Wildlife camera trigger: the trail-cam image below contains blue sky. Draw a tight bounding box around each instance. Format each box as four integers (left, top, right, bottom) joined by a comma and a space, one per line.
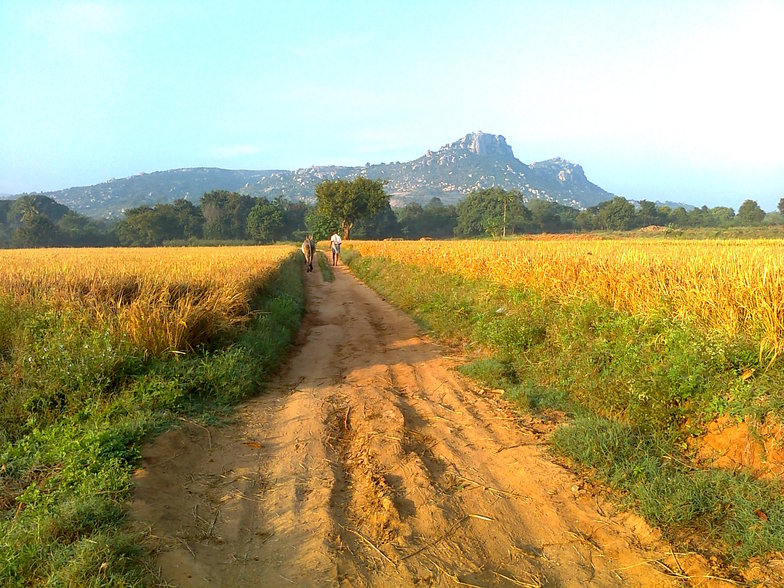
1, 0, 783, 210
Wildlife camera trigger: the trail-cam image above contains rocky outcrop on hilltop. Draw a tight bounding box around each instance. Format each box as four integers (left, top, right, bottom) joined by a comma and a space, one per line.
32, 132, 615, 217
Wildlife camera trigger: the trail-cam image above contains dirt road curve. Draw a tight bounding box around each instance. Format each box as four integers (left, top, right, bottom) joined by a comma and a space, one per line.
131, 258, 718, 587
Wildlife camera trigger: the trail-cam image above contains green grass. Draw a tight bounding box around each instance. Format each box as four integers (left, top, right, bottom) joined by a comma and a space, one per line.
552, 415, 784, 561
317, 250, 334, 282
344, 250, 784, 565
0, 254, 305, 586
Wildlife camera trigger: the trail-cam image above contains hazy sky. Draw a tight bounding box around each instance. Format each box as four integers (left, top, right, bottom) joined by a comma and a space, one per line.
2, 0, 783, 210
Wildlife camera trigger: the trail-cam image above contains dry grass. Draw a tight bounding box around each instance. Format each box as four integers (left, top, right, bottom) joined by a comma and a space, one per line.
0, 245, 296, 354
348, 237, 784, 359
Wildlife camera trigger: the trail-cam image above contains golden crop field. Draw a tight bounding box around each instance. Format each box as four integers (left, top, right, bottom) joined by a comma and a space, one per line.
0, 245, 297, 354
348, 237, 784, 359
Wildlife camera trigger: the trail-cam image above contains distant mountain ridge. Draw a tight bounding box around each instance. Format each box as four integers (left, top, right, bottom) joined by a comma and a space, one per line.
20, 132, 616, 218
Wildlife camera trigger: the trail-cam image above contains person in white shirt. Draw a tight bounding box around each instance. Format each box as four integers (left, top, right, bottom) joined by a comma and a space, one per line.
330, 232, 342, 266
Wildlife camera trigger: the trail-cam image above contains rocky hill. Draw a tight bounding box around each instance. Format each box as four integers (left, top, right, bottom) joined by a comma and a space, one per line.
24, 132, 615, 218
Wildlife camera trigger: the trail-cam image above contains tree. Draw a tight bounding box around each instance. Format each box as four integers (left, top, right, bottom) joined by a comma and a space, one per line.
171, 199, 204, 239
594, 197, 636, 230
637, 200, 665, 227
304, 207, 335, 241
58, 211, 116, 246
9, 195, 69, 226
455, 188, 529, 237
421, 198, 458, 237
686, 205, 710, 228
736, 199, 765, 225
351, 201, 399, 238
455, 191, 491, 237
116, 206, 177, 246
527, 199, 573, 233
397, 202, 425, 237
281, 201, 310, 240
12, 208, 63, 248
575, 209, 596, 231
0, 200, 10, 227
709, 206, 735, 227
201, 190, 255, 240
665, 206, 689, 227
246, 198, 285, 243
778, 197, 784, 216
314, 177, 389, 239
115, 201, 204, 246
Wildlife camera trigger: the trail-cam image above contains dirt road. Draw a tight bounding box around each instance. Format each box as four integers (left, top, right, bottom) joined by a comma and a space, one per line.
131, 258, 718, 587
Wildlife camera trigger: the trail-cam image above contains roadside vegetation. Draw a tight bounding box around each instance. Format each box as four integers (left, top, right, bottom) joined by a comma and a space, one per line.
0, 246, 305, 585
343, 238, 784, 567
317, 251, 335, 282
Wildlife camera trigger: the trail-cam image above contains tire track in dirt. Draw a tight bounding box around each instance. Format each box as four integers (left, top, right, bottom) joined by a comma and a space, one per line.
131, 256, 723, 587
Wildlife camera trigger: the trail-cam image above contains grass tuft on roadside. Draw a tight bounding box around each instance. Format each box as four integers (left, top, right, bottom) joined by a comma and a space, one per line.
317, 251, 335, 282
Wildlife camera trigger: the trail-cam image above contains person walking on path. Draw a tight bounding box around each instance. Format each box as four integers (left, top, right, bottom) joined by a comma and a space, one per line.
330, 231, 342, 266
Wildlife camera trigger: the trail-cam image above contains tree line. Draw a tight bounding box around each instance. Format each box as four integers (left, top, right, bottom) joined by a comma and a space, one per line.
2, 182, 783, 248
0, 195, 116, 248
453, 188, 783, 236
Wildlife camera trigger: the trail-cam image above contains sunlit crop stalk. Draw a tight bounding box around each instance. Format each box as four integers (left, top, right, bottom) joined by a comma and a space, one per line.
347, 237, 784, 363
0, 245, 296, 355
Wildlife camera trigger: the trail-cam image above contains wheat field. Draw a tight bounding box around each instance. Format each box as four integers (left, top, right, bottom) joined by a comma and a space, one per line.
348, 237, 784, 359
0, 245, 297, 354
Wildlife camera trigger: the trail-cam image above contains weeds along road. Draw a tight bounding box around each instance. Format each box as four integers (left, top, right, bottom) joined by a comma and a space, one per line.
131, 255, 718, 587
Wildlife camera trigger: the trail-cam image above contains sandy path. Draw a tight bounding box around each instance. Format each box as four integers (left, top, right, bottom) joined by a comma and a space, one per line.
131, 258, 719, 587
